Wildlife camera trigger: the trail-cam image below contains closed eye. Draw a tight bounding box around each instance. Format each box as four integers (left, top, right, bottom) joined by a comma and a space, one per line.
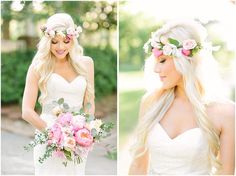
160, 59, 166, 63
51, 40, 58, 44
64, 40, 70, 44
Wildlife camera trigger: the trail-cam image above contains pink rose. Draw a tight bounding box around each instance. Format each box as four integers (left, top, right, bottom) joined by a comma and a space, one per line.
183, 39, 197, 50
152, 48, 163, 58
181, 49, 191, 56
75, 128, 93, 147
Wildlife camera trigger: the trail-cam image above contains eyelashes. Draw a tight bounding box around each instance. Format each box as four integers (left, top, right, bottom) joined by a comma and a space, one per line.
160, 59, 166, 63
51, 40, 70, 44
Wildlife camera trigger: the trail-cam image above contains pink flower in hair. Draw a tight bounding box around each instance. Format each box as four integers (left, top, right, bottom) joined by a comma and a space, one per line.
152, 48, 163, 58
182, 49, 191, 56
183, 39, 197, 50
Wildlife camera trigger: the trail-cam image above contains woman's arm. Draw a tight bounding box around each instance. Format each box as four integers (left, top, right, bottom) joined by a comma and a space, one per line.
129, 148, 149, 175
218, 102, 235, 174
82, 56, 95, 115
22, 64, 47, 131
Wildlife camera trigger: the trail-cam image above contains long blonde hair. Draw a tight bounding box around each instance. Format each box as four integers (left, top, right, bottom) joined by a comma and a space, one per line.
131, 20, 223, 173
31, 13, 94, 106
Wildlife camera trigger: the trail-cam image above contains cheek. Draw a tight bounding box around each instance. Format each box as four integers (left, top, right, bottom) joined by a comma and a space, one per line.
163, 60, 182, 88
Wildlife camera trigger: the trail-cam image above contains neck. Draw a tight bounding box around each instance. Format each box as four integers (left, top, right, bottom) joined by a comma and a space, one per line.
55, 56, 68, 64
175, 82, 188, 101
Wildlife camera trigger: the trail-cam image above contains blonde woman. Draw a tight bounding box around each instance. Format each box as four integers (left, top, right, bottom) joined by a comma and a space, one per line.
22, 13, 94, 174
129, 20, 235, 175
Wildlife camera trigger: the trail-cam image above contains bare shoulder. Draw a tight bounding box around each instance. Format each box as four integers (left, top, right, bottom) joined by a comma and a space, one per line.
206, 99, 235, 132
77, 56, 94, 68
27, 63, 40, 81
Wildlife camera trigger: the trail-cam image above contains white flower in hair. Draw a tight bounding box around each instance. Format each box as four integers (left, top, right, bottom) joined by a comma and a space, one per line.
66, 27, 75, 36
49, 30, 55, 38
44, 31, 50, 38
76, 26, 82, 33
151, 39, 161, 48
143, 39, 151, 53
74, 26, 83, 38
151, 31, 161, 42
163, 43, 177, 56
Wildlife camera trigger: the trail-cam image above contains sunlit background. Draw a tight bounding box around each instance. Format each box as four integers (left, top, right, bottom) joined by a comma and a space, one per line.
119, 0, 236, 174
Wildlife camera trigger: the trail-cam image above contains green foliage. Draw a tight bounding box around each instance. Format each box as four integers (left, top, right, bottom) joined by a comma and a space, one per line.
1, 46, 116, 104
1, 50, 35, 104
119, 11, 162, 71
168, 38, 180, 47
84, 45, 117, 99
119, 89, 145, 144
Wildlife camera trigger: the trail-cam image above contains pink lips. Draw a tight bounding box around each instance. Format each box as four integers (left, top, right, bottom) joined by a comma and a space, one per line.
159, 76, 166, 81
56, 50, 65, 55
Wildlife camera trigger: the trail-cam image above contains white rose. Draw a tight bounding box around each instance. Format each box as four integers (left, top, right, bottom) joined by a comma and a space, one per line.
89, 119, 102, 132
52, 106, 63, 116
49, 30, 55, 38
163, 43, 177, 56
76, 26, 83, 33
183, 39, 197, 50
151, 39, 161, 49
64, 137, 76, 150
72, 115, 86, 129
151, 31, 160, 42
66, 27, 75, 35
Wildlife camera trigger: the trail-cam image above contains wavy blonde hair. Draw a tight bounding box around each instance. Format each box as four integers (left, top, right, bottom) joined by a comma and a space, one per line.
131, 20, 223, 173
31, 13, 94, 106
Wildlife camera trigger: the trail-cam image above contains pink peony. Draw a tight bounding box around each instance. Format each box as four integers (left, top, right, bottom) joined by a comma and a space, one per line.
152, 48, 163, 58
75, 128, 93, 147
183, 39, 197, 50
58, 112, 73, 126
181, 49, 191, 56
50, 124, 64, 144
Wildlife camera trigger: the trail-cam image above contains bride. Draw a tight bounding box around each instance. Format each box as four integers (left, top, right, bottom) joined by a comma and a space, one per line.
129, 20, 235, 175
22, 13, 95, 175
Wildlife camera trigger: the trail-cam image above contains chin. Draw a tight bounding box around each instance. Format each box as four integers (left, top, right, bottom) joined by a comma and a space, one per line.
162, 83, 176, 90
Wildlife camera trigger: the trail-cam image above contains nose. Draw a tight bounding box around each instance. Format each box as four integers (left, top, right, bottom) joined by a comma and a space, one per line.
58, 42, 65, 49
154, 63, 161, 74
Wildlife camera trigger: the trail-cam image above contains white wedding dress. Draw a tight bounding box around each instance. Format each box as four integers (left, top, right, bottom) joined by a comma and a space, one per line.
34, 73, 87, 175
147, 122, 212, 175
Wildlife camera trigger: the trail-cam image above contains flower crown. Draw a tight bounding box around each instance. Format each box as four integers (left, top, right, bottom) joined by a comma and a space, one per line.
40, 25, 83, 39
144, 32, 202, 58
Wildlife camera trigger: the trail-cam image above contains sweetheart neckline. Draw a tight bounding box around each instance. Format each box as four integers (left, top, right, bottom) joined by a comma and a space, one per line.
51, 73, 84, 84
157, 123, 201, 141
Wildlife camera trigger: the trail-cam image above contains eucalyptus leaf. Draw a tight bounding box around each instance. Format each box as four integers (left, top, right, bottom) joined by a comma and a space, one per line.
63, 103, 69, 109
58, 98, 64, 105
91, 128, 97, 137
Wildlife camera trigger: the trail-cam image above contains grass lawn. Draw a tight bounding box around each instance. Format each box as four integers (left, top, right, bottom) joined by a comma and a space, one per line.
119, 71, 145, 145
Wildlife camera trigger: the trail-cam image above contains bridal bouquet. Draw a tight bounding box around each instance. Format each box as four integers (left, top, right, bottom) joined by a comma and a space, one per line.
24, 98, 114, 166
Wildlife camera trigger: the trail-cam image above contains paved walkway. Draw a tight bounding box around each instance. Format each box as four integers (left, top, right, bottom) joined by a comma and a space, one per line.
1, 114, 117, 175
